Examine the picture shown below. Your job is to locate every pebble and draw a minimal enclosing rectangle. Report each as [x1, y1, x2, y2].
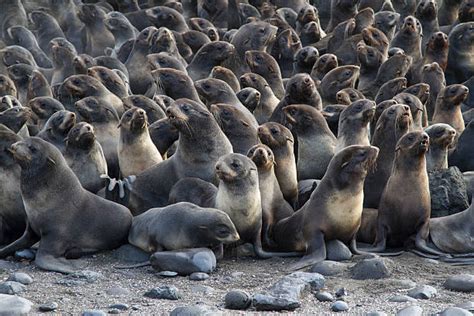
[144, 286, 181, 300]
[407, 285, 437, 299]
[331, 300, 349, 312]
[158, 271, 178, 278]
[150, 248, 216, 275]
[82, 310, 107, 316]
[252, 293, 300, 311]
[0, 281, 26, 294]
[225, 290, 251, 310]
[0, 260, 21, 270]
[439, 307, 473, 316]
[396, 305, 423, 316]
[444, 274, 474, 292]
[39, 302, 59, 312]
[109, 303, 129, 311]
[189, 272, 209, 281]
[105, 287, 131, 296]
[424, 258, 440, 265]
[191, 285, 214, 295]
[335, 287, 348, 298]
[326, 240, 352, 261]
[14, 249, 36, 261]
[310, 261, 347, 276]
[0, 294, 32, 315]
[315, 291, 334, 302]
[388, 295, 417, 303]
[351, 258, 391, 280]
[7, 272, 33, 285]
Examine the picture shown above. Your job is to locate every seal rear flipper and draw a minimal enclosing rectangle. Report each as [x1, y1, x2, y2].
[34, 250, 78, 274]
[0, 222, 39, 258]
[101, 174, 131, 206]
[288, 232, 326, 271]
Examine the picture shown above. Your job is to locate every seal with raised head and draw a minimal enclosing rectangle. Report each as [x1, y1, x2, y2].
[0, 137, 132, 274]
[336, 100, 375, 152]
[28, 97, 65, 131]
[127, 98, 232, 214]
[432, 84, 469, 135]
[64, 122, 108, 194]
[272, 145, 379, 270]
[320, 65, 360, 105]
[424, 123, 456, 172]
[186, 41, 235, 81]
[245, 50, 285, 99]
[118, 107, 163, 178]
[36, 110, 76, 153]
[445, 22, 474, 84]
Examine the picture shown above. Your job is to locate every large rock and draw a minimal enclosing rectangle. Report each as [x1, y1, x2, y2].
[111, 244, 150, 263]
[0, 294, 32, 315]
[7, 273, 33, 285]
[310, 261, 347, 276]
[429, 167, 469, 217]
[225, 290, 251, 310]
[444, 274, 474, 292]
[150, 248, 216, 275]
[439, 307, 473, 316]
[144, 285, 181, 300]
[326, 240, 352, 261]
[407, 285, 437, 299]
[396, 305, 423, 316]
[0, 282, 26, 294]
[351, 258, 392, 280]
[252, 294, 300, 311]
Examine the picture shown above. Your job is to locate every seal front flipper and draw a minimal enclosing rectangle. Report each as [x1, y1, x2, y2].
[415, 221, 452, 257]
[289, 231, 326, 271]
[101, 174, 131, 206]
[0, 222, 39, 258]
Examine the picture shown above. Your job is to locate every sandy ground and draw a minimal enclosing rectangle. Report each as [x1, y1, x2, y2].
[1, 250, 473, 315]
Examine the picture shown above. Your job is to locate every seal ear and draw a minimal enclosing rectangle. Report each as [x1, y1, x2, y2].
[199, 225, 208, 231]
[286, 137, 294, 143]
[47, 156, 56, 165]
[241, 120, 249, 127]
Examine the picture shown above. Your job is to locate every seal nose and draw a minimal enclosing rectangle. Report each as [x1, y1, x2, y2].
[403, 105, 410, 112]
[449, 129, 456, 136]
[257, 126, 263, 134]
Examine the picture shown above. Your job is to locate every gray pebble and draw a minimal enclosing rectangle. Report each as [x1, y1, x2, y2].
[252, 293, 300, 311]
[159, 271, 178, 277]
[316, 291, 334, 302]
[331, 300, 349, 312]
[144, 285, 181, 300]
[326, 240, 352, 261]
[109, 303, 129, 311]
[351, 258, 391, 280]
[14, 249, 36, 261]
[7, 273, 33, 285]
[439, 307, 473, 316]
[424, 258, 440, 265]
[396, 305, 423, 316]
[0, 281, 26, 294]
[310, 261, 347, 276]
[82, 310, 107, 316]
[224, 290, 251, 310]
[444, 274, 474, 292]
[0, 294, 32, 315]
[408, 285, 437, 299]
[170, 305, 221, 316]
[189, 272, 209, 281]
[365, 312, 387, 316]
[388, 295, 417, 303]
[39, 302, 59, 312]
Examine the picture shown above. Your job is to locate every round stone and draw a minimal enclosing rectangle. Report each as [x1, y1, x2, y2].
[39, 302, 59, 312]
[158, 271, 178, 278]
[225, 290, 251, 310]
[7, 273, 33, 285]
[444, 275, 474, 293]
[189, 272, 209, 281]
[331, 301, 349, 312]
[315, 291, 334, 302]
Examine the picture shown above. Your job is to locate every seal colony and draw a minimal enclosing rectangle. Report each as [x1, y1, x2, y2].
[0, 0, 472, 302]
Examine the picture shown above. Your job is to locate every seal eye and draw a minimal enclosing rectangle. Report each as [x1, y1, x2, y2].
[182, 104, 190, 112]
[270, 128, 278, 134]
[231, 161, 240, 169]
[259, 28, 265, 34]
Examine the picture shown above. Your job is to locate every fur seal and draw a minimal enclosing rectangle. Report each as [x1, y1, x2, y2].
[168, 177, 217, 208]
[390, 15, 423, 61]
[153, 68, 201, 102]
[210, 66, 240, 93]
[49, 37, 77, 86]
[148, 118, 179, 158]
[5, 26, 52, 68]
[257, 122, 298, 209]
[122, 95, 166, 124]
[364, 104, 413, 208]
[145, 6, 189, 32]
[0, 137, 132, 274]
[127, 98, 232, 214]
[64, 122, 108, 193]
[310, 53, 338, 82]
[445, 22, 474, 84]
[73, 54, 96, 75]
[270, 28, 302, 78]
[87, 66, 129, 99]
[28, 97, 65, 131]
[0, 75, 17, 98]
[237, 88, 261, 113]
[36, 110, 76, 153]
[292, 46, 319, 75]
[128, 202, 239, 254]
[283, 104, 336, 180]
[272, 145, 379, 270]
[104, 11, 138, 57]
[0, 106, 33, 134]
[432, 84, 469, 135]
[424, 123, 456, 172]
[245, 50, 285, 99]
[27, 70, 52, 103]
[247, 144, 294, 247]
[239, 73, 279, 124]
[421, 62, 446, 119]
[187, 41, 235, 81]
[357, 42, 385, 92]
[374, 10, 400, 41]
[28, 10, 65, 56]
[393, 92, 425, 129]
[0, 96, 20, 112]
[336, 88, 365, 106]
[449, 120, 474, 172]
[415, 0, 439, 49]
[326, 0, 359, 32]
[181, 30, 211, 55]
[336, 100, 376, 152]
[118, 107, 163, 177]
[438, 0, 463, 26]
[210, 103, 260, 155]
[320, 65, 360, 105]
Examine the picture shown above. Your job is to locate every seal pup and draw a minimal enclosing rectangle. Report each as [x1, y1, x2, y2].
[210, 103, 260, 155]
[374, 10, 400, 41]
[0, 125, 26, 246]
[415, 0, 439, 49]
[64, 122, 107, 193]
[104, 11, 138, 57]
[210, 66, 240, 93]
[87, 66, 129, 99]
[424, 123, 456, 172]
[153, 68, 201, 102]
[438, 0, 463, 26]
[28, 97, 65, 131]
[28, 10, 65, 56]
[5, 26, 52, 68]
[237, 88, 261, 113]
[393, 92, 425, 129]
[0, 106, 33, 134]
[336, 100, 376, 152]
[364, 104, 413, 208]
[186, 41, 235, 81]
[292, 46, 319, 76]
[247, 144, 294, 247]
[122, 95, 166, 124]
[245, 50, 285, 99]
[118, 107, 163, 177]
[127, 99, 232, 214]
[36, 110, 77, 153]
[272, 145, 380, 270]
[77, 4, 115, 57]
[320, 65, 360, 105]
[50, 37, 78, 87]
[148, 118, 179, 158]
[0, 75, 17, 98]
[283, 104, 336, 180]
[421, 62, 446, 119]
[239, 73, 279, 124]
[336, 88, 365, 105]
[432, 84, 469, 135]
[0, 137, 132, 274]
[326, 0, 359, 32]
[0, 96, 20, 112]
[168, 178, 217, 208]
[258, 122, 298, 208]
[27, 70, 52, 102]
[128, 202, 239, 255]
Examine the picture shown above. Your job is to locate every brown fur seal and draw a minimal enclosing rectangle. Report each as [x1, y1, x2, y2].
[364, 104, 413, 208]
[186, 41, 235, 81]
[415, 0, 439, 49]
[272, 145, 379, 270]
[421, 62, 446, 119]
[393, 92, 425, 130]
[128, 202, 239, 254]
[368, 131, 443, 256]
[326, 0, 359, 32]
[283, 104, 336, 180]
[122, 95, 166, 124]
[257, 122, 298, 208]
[237, 88, 261, 113]
[210, 103, 260, 155]
[27, 70, 52, 102]
[152, 68, 201, 102]
[424, 123, 456, 172]
[145, 6, 189, 32]
[322, 104, 348, 137]
[28, 97, 65, 131]
[28, 10, 65, 56]
[0, 137, 132, 274]
[270, 28, 302, 78]
[320, 65, 360, 105]
[210, 66, 240, 93]
[36, 110, 76, 153]
[49, 37, 77, 87]
[336, 100, 376, 152]
[245, 50, 285, 99]
[239, 73, 279, 124]
[438, 0, 463, 26]
[127, 99, 232, 214]
[64, 122, 108, 194]
[336, 88, 366, 106]
[445, 22, 474, 85]
[0, 75, 17, 98]
[148, 118, 179, 158]
[432, 84, 469, 135]
[118, 107, 163, 178]
[87, 66, 129, 99]
[449, 120, 474, 172]
[310, 53, 338, 82]
[357, 42, 385, 92]
[0, 106, 33, 134]
[292, 46, 319, 76]
[168, 177, 217, 209]
[374, 10, 400, 41]
[247, 144, 294, 247]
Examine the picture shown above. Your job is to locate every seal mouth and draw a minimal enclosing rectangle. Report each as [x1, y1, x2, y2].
[9, 142, 32, 163]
